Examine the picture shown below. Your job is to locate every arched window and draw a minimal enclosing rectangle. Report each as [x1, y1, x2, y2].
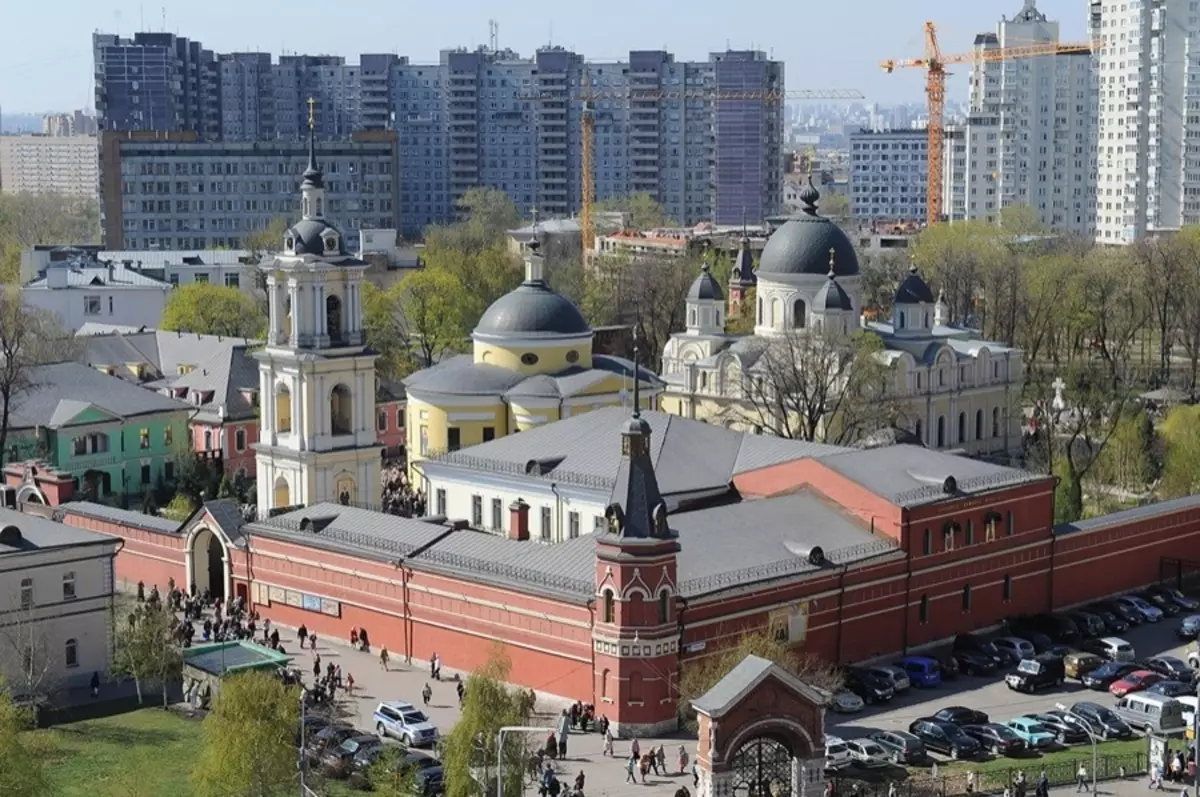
[957, 412, 966, 444]
[899, 311, 906, 329]
[602, 590, 615, 624]
[924, 313, 930, 328]
[303, 197, 310, 217]
[316, 197, 324, 217]
[699, 372, 708, 390]
[936, 415, 946, 448]
[330, 384, 353, 436]
[914, 419, 923, 442]
[918, 594, 929, 624]
[326, 295, 343, 342]
[203, 429, 213, 451]
[992, 407, 1000, 437]
[273, 475, 290, 508]
[65, 638, 78, 668]
[793, 299, 807, 329]
[275, 383, 292, 434]
[975, 409, 984, 440]
[658, 590, 670, 624]
[688, 308, 696, 327]
[962, 584, 972, 612]
[770, 298, 782, 329]
[600, 667, 610, 700]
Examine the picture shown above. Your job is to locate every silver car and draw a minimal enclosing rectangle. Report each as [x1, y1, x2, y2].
[866, 664, 911, 692]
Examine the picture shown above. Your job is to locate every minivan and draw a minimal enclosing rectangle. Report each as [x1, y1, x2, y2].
[1096, 637, 1136, 662]
[1112, 694, 1186, 733]
[896, 656, 943, 688]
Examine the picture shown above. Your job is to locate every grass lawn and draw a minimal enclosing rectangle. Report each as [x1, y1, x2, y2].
[939, 737, 1146, 778]
[28, 708, 205, 797]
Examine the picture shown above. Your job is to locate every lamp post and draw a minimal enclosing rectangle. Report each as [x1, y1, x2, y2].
[496, 725, 558, 797]
[1056, 702, 1098, 797]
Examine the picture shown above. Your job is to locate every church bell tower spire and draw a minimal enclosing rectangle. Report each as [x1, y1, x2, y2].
[301, 97, 326, 221]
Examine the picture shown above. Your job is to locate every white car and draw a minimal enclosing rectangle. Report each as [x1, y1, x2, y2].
[825, 736, 853, 770]
[1096, 636, 1136, 663]
[829, 690, 865, 713]
[846, 738, 890, 768]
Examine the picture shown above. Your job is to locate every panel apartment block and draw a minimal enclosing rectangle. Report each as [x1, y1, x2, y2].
[850, 129, 929, 222]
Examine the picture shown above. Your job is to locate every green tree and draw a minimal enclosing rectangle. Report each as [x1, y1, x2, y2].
[362, 281, 414, 379]
[395, 269, 468, 366]
[0, 685, 49, 797]
[364, 745, 421, 797]
[819, 193, 850, 220]
[1053, 457, 1081, 524]
[171, 444, 212, 506]
[595, 193, 670, 230]
[160, 283, 266, 339]
[241, 216, 291, 315]
[441, 646, 535, 797]
[1090, 410, 1154, 493]
[0, 192, 99, 284]
[421, 240, 523, 324]
[1159, 405, 1200, 498]
[191, 670, 299, 797]
[111, 602, 182, 707]
[425, 187, 521, 254]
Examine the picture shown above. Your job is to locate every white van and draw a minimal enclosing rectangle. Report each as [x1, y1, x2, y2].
[1112, 693, 1186, 733]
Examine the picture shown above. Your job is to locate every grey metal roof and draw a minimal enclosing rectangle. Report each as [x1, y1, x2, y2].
[198, 499, 248, 546]
[90, 250, 252, 267]
[687, 264, 724, 302]
[692, 655, 776, 716]
[814, 273, 853, 311]
[429, 408, 849, 496]
[895, 266, 935, 305]
[730, 238, 756, 287]
[404, 356, 525, 397]
[817, 445, 1046, 507]
[0, 507, 119, 553]
[7, 363, 192, 431]
[1056, 494, 1200, 535]
[249, 503, 454, 558]
[171, 345, 259, 422]
[61, 501, 183, 534]
[671, 491, 901, 594]
[474, 280, 590, 339]
[286, 218, 344, 256]
[416, 531, 596, 599]
[757, 186, 859, 278]
[25, 263, 171, 290]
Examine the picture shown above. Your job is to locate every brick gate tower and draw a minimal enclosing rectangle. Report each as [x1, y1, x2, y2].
[592, 334, 682, 737]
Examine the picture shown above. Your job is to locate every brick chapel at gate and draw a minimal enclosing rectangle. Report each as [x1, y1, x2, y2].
[8, 121, 1200, 739]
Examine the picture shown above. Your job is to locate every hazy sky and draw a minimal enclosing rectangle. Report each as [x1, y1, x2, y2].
[3, 0, 1091, 113]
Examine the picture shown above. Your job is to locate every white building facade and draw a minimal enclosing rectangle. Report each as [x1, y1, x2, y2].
[849, 129, 929, 222]
[1093, 0, 1200, 242]
[0, 135, 99, 198]
[0, 508, 119, 701]
[21, 259, 172, 333]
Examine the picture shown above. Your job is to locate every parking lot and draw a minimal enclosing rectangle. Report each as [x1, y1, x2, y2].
[826, 611, 1197, 780]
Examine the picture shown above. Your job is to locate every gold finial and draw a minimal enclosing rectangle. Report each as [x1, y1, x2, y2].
[306, 97, 316, 130]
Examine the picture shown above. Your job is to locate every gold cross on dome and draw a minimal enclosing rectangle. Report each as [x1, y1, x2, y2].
[306, 97, 316, 130]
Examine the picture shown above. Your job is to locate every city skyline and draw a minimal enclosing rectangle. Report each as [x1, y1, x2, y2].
[5, 0, 1090, 113]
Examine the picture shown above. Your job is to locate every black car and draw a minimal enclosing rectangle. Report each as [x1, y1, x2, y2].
[1086, 606, 1129, 634]
[1025, 711, 1088, 745]
[1146, 680, 1194, 699]
[354, 747, 445, 795]
[954, 633, 1006, 667]
[1136, 590, 1182, 616]
[869, 730, 927, 764]
[295, 715, 334, 747]
[1066, 611, 1107, 638]
[953, 649, 998, 676]
[1144, 656, 1195, 681]
[323, 735, 381, 777]
[1069, 701, 1134, 740]
[962, 723, 1027, 757]
[934, 706, 990, 727]
[305, 724, 359, 762]
[1153, 586, 1200, 611]
[908, 718, 983, 759]
[1080, 661, 1138, 690]
[1093, 599, 1142, 626]
[844, 667, 895, 704]
[1006, 655, 1066, 693]
[937, 655, 960, 680]
[1178, 615, 1200, 641]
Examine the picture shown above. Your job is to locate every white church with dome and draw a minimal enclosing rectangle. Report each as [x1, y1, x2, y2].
[660, 179, 1025, 458]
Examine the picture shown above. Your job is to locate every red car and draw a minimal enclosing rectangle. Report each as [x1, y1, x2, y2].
[1108, 670, 1163, 697]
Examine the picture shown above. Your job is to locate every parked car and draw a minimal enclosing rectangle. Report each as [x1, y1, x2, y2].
[1115, 595, 1164, 623]
[1066, 611, 1107, 638]
[864, 664, 911, 693]
[1092, 599, 1141, 626]
[1023, 711, 1088, 745]
[1064, 652, 1105, 681]
[1069, 702, 1134, 740]
[869, 731, 927, 765]
[907, 718, 983, 760]
[374, 701, 440, 747]
[295, 715, 333, 747]
[1003, 717, 1057, 750]
[896, 656, 943, 688]
[1086, 605, 1130, 634]
[830, 690, 866, 713]
[992, 636, 1037, 665]
[1137, 590, 1182, 617]
[1080, 661, 1139, 690]
[953, 649, 999, 676]
[353, 749, 444, 796]
[1154, 586, 1200, 611]
[954, 633, 1007, 668]
[1093, 637, 1136, 663]
[1177, 615, 1200, 641]
[936, 655, 960, 680]
[1146, 680, 1193, 699]
[323, 735, 382, 777]
[934, 706, 989, 727]
[962, 723, 1027, 757]
[845, 738, 890, 768]
[825, 736, 853, 770]
[1109, 669, 1163, 697]
[1112, 693, 1187, 734]
[1143, 656, 1195, 682]
[305, 724, 359, 762]
[843, 668, 894, 704]
[1006, 655, 1066, 693]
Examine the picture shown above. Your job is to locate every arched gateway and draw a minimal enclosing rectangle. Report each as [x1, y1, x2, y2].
[692, 656, 828, 797]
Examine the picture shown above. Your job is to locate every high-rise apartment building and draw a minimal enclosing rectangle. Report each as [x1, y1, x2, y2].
[42, 111, 98, 137]
[0, 135, 99, 198]
[94, 33, 784, 236]
[1092, 0, 1200, 242]
[947, 1, 1095, 232]
[849, 129, 929, 221]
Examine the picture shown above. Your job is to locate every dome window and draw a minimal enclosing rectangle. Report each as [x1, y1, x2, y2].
[520, 352, 539, 366]
[565, 350, 579, 364]
[285, 236, 295, 252]
[323, 234, 338, 252]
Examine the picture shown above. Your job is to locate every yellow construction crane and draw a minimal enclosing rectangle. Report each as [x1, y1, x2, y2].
[525, 87, 864, 260]
[881, 21, 1092, 226]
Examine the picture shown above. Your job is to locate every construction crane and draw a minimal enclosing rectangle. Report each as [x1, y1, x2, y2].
[881, 21, 1092, 226]
[526, 87, 865, 261]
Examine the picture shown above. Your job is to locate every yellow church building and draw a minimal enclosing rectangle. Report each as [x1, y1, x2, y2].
[404, 239, 662, 480]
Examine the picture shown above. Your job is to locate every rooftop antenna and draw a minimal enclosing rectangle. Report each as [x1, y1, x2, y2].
[549, 21, 554, 47]
[161, 7, 166, 32]
[489, 20, 498, 52]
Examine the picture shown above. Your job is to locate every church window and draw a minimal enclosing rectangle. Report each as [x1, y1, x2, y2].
[658, 589, 670, 624]
[938, 369, 945, 387]
[285, 236, 294, 252]
[600, 668, 610, 699]
[770, 298, 782, 329]
[975, 409, 983, 440]
[565, 350, 579, 364]
[757, 296, 763, 322]
[471, 495, 483, 527]
[962, 585, 972, 612]
[914, 419, 922, 441]
[447, 428, 461, 451]
[568, 512, 580, 539]
[275, 384, 292, 434]
[316, 197, 324, 216]
[699, 372, 708, 390]
[957, 412, 966, 444]
[992, 407, 1000, 437]
[273, 476, 290, 508]
[936, 415, 945, 448]
[602, 590, 615, 623]
[899, 311, 906, 329]
[540, 507, 552, 540]
[918, 594, 929, 624]
[324, 235, 337, 252]
[793, 299, 807, 329]
[520, 352, 539, 366]
[924, 313, 930, 328]
[329, 384, 353, 436]
[922, 528, 931, 555]
[326, 295, 343, 342]
[688, 308, 696, 327]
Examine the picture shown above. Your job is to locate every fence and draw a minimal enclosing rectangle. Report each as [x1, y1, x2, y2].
[830, 751, 1147, 797]
[1160, 558, 1200, 593]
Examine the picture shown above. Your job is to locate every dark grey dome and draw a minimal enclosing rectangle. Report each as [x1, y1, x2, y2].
[285, 218, 344, 256]
[475, 281, 590, 338]
[687, 264, 724, 301]
[895, 265, 935, 304]
[815, 274, 853, 311]
[757, 183, 859, 278]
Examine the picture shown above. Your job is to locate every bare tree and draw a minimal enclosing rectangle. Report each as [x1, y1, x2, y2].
[730, 329, 905, 445]
[1132, 236, 1182, 384]
[0, 589, 59, 704]
[587, 252, 696, 372]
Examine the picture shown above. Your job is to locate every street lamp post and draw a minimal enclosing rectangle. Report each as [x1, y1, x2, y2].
[1057, 702, 1098, 797]
[495, 725, 559, 797]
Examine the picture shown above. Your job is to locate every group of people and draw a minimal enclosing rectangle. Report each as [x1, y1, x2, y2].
[623, 739, 690, 785]
[382, 461, 427, 517]
[1151, 747, 1199, 790]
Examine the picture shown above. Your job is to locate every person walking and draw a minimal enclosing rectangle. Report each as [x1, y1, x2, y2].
[309, 632, 318, 650]
[298, 624, 308, 647]
[631, 738, 640, 760]
[457, 680, 466, 707]
[380, 646, 390, 671]
[603, 727, 614, 757]
[625, 754, 637, 784]
[656, 745, 666, 776]
[90, 671, 100, 698]
[678, 745, 688, 775]
[1077, 764, 1088, 792]
[430, 653, 438, 679]
[346, 672, 355, 696]
[422, 682, 433, 706]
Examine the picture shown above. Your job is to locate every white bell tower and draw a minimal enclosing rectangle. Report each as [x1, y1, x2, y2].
[253, 99, 383, 513]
